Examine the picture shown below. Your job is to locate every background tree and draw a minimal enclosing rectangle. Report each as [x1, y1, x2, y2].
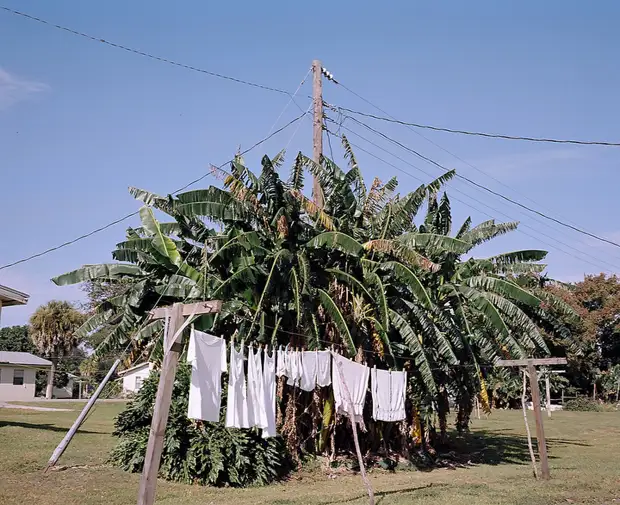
[0, 325, 35, 353]
[29, 300, 85, 399]
[544, 274, 620, 394]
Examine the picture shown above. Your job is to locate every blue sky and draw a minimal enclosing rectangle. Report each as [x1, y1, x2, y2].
[2, 1, 620, 326]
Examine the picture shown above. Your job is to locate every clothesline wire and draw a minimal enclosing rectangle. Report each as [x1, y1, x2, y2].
[213, 312, 497, 372]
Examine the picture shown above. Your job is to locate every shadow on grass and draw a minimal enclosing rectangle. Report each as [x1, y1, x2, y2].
[442, 429, 590, 467]
[323, 483, 441, 505]
[0, 420, 104, 434]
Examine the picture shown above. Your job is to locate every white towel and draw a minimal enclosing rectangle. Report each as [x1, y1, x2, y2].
[186, 329, 227, 422]
[276, 345, 288, 377]
[371, 368, 407, 422]
[225, 344, 249, 429]
[316, 350, 331, 387]
[262, 349, 277, 438]
[286, 350, 302, 387]
[331, 352, 369, 423]
[300, 351, 318, 391]
[247, 346, 268, 429]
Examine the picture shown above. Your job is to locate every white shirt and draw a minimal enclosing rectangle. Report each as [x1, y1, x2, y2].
[187, 329, 227, 422]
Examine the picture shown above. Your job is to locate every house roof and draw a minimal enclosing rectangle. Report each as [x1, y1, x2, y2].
[117, 362, 151, 376]
[0, 284, 29, 307]
[0, 351, 52, 367]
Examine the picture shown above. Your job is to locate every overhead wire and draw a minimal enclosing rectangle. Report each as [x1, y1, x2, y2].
[324, 125, 620, 274]
[0, 6, 292, 96]
[0, 111, 309, 271]
[342, 114, 620, 251]
[335, 87, 620, 147]
[330, 80, 620, 258]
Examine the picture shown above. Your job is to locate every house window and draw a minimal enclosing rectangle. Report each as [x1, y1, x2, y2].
[13, 369, 25, 386]
[135, 376, 144, 390]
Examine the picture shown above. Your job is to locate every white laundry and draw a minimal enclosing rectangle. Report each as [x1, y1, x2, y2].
[276, 346, 288, 378]
[331, 352, 369, 423]
[300, 351, 318, 391]
[371, 368, 407, 422]
[286, 350, 302, 387]
[261, 349, 277, 438]
[225, 344, 249, 429]
[316, 350, 332, 387]
[187, 329, 227, 422]
[247, 346, 268, 429]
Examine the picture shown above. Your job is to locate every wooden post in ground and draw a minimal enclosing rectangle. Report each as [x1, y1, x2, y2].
[527, 361, 550, 479]
[137, 300, 221, 505]
[312, 59, 324, 208]
[545, 374, 552, 418]
[333, 357, 374, 505]
[496, 357, 566, 480]
[45, 357, 122, 470]
[521, 370, 539, 479]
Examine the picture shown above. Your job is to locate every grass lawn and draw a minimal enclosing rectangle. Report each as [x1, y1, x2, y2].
[1, 402, 619, 505]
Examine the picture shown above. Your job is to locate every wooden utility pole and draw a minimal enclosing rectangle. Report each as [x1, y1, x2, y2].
[312, 59, 324, 208]
[496, 357, 566, 480]
[137, 300, 221, 505]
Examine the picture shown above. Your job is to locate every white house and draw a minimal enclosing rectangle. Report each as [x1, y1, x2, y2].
[118, 362, 153, 395]
[0, 283, 29, 326]
[0, 351, 52, 401]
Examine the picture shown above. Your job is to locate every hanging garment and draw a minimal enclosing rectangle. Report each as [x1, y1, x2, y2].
[371, 368, 407, 422]
[225, 344, 249, 429]
[316, 350, 332, 387]
[331, 352, 369, 422]
[300, 351, 318, 391]
[286, 350, 302, 387]
[276, 346, 288, 378]
[187, 329, 227, 422]
[247, 346, 268, 429]
[262, 349, 277, 438]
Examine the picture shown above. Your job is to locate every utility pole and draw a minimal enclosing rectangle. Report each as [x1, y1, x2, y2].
[137, 300, 221, 505]
[312, 59, 324, 208]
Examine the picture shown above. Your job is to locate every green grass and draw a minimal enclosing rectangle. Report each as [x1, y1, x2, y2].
[1, 403, 619, 505]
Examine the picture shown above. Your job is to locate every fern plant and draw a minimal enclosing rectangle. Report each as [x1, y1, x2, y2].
[111, 364, 292, 487]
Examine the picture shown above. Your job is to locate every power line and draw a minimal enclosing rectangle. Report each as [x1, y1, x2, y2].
[342, 114, 620, 251]
[327, 119, 620, 272]
[329, 82, 620, 255]
[1, 6, 291, 96]
[334, 91, 620, 147]
[0, 112, 308, 271]
[325, 126, 620, 274]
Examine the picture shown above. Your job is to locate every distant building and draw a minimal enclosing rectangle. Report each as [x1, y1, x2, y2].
[0, 351, 51, 401]
[117, 362, 153, 395]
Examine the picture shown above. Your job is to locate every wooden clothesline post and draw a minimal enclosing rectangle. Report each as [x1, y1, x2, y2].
[496, 357, 567, 480]
[136, 300, 222, 505]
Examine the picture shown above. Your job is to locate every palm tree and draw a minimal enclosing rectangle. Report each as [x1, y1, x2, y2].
[29, 300, 85, 399]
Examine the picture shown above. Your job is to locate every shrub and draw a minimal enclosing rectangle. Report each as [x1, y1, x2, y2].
[110, 363, 292, 487]
[564, 397, 602, 412]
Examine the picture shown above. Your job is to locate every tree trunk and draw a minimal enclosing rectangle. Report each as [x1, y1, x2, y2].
[46, 358, 57, 400]
[437, 387, 450, 444]
[456, 390, 472, 433]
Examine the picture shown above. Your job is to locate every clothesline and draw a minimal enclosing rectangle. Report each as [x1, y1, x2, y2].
[186, 328, 409, 438]
[226, 313, 497, 371]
